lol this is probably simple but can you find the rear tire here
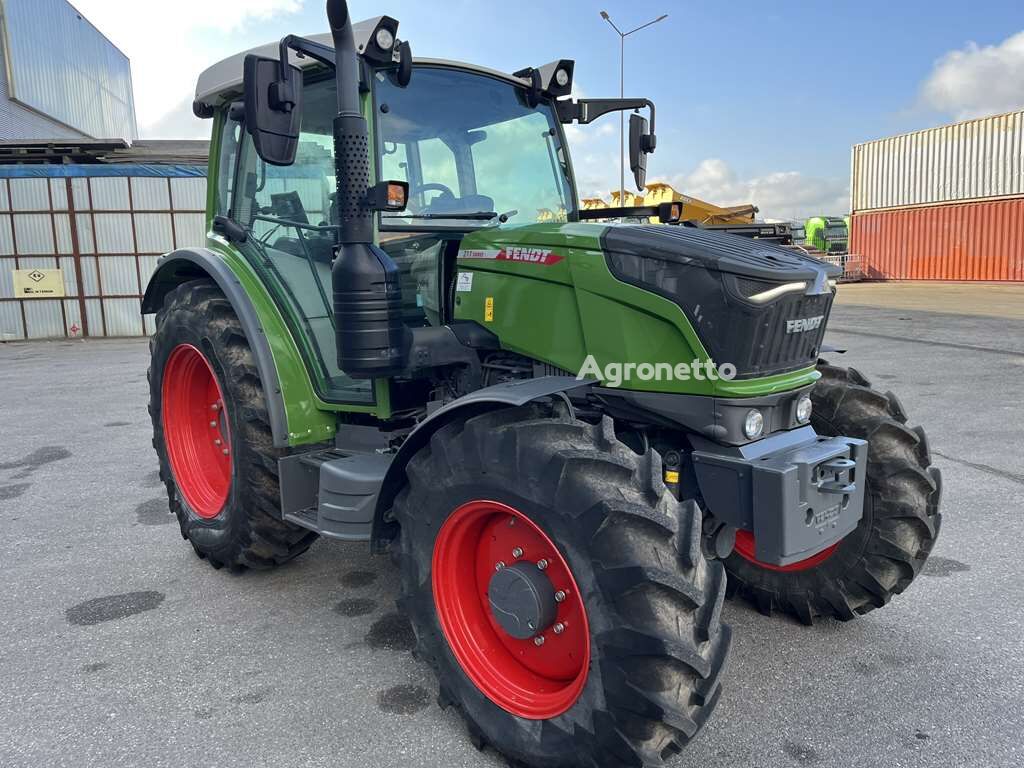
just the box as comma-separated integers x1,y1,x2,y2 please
394,404,730,767
148,279,318,570
723,362,942,624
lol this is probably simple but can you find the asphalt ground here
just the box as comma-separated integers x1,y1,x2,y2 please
1,283,1022,767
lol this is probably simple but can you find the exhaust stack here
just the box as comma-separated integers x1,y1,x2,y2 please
326,0,408,378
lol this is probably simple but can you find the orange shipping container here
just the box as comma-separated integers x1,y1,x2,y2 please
850,199,1024,281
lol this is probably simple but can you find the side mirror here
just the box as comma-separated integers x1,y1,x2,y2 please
629,112,656,190
243,54,303,166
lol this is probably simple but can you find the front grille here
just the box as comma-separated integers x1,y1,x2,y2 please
743,291,831,376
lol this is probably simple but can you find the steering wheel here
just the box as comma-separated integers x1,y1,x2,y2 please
410,182,455,199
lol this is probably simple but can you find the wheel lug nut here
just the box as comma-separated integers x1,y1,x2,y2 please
554,590,566,602
533,636,545,646
537,559,548,570
512,547,523,558
221,448,229,455
214,438,222,446
211,403,220,411
495,561,506,571
209,420,217,428
553,622,565,634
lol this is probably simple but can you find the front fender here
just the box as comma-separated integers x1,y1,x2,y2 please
370,376,595,552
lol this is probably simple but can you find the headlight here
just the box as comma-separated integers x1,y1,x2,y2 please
796,393,813,423
744,409,764,440
554,68,570,87
375,28,395,50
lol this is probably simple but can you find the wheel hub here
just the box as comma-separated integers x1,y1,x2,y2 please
488,561,557,640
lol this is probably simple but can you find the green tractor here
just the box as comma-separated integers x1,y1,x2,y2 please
143,3,941,765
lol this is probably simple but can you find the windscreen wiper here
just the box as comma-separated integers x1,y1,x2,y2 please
383,211,498,220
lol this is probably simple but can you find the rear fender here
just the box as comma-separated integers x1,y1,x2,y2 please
142,248,290,447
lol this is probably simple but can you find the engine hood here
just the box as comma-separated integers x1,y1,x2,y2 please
601,223,840,283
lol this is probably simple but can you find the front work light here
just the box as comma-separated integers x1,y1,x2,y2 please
375,27,394,50
796,393,813,424
536,59,574,97
744,409,764,440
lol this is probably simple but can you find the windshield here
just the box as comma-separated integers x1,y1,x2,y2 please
374,66,575,228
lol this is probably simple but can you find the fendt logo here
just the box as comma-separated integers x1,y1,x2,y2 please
459,248,564,266
786,315,825,334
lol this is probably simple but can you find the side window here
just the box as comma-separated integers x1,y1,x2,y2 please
224,76,372,404
216,116,241,215
251,137,335,236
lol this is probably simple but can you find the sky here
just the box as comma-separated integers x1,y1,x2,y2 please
72,0,1024,221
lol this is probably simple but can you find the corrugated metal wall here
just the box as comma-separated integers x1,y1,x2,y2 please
0,171,206,340
0,0,137,140
0,25,85,140
850,199,1024,281
851,110,1024,213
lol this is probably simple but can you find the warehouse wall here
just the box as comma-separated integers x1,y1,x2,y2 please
0,30,86,140
0,169,206,340
0,0,137,141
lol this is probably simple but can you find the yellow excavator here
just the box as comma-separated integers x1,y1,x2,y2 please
576,183,794,244
542,183,755,224
585,182,757,224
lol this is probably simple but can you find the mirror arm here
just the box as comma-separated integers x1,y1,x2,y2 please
269,36,338,114
277,35,337,74
556,97,656,135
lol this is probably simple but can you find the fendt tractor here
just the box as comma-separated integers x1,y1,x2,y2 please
143,2,942,765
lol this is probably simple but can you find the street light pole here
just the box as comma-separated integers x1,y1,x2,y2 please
600,10,668,205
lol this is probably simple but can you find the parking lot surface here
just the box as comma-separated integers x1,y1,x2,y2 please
1,283,1022,767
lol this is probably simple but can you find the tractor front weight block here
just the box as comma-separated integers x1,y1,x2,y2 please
692,427,867,567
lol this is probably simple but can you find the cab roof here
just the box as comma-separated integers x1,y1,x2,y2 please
194,21,531,109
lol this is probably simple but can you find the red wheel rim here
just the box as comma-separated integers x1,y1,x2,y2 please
733,529,838,572
161,344,231,519
432,500,590,719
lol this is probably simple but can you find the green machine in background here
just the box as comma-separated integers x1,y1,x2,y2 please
805,215,849,253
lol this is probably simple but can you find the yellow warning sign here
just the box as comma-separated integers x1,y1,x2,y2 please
484,296,494,322
13,268,65,298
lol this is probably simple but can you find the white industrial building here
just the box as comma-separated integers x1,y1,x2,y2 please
0,0,137,141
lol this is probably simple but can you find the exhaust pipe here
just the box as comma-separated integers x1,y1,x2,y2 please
327,0,408,378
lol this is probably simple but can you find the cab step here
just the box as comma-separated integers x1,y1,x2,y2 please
278,450,393,541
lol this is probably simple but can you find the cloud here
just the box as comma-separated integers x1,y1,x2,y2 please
919,30,1024,120
142,98,210,141
658,159,849,221
72,0,303,139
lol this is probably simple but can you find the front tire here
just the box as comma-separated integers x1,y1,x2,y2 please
148,279,318,570
394,404,730,767
724,362,942,624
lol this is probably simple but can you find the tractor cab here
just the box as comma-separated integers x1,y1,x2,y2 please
196,27,642,408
